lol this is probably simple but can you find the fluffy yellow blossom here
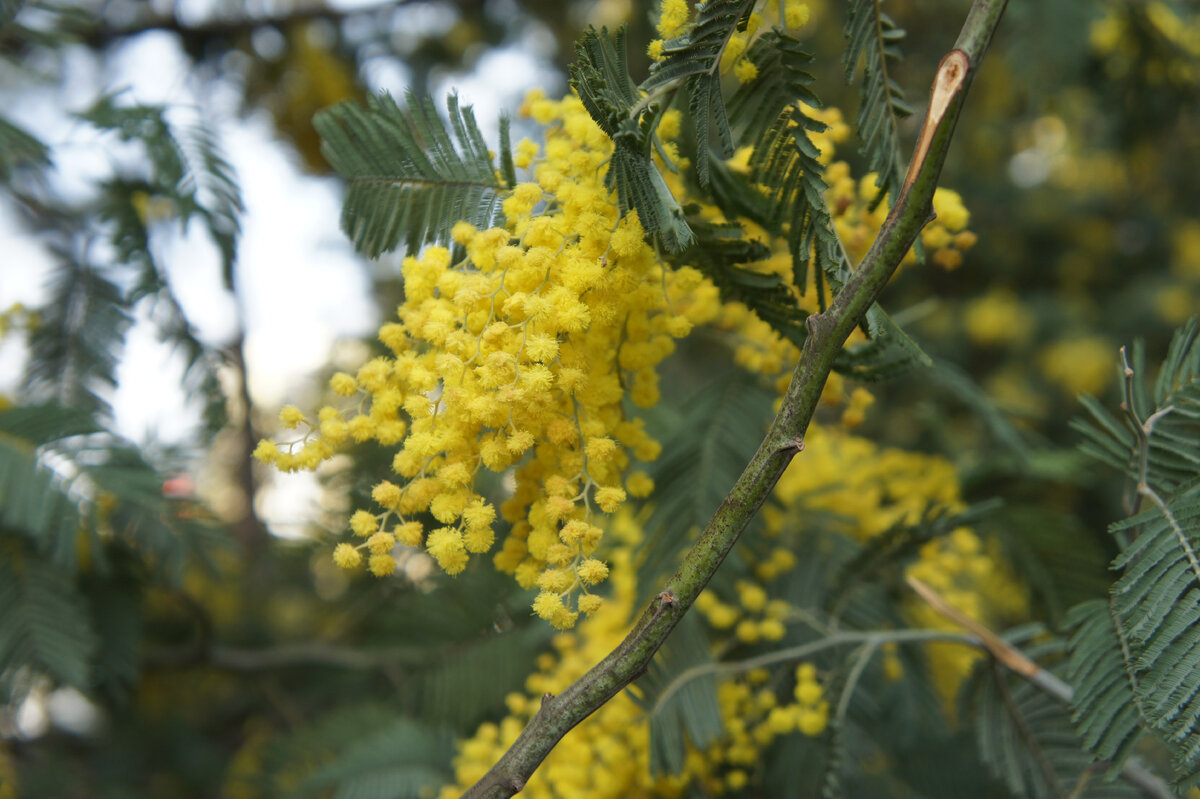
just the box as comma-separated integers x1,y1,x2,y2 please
329,372,357,395
656,0,690,38
784,0,811,28
368,553,396,576
278,405,306,428
963,289,1035,347
733,58,759,83
349,509,377,537
332,543,361,569
932,188,970,231
1038,336,1116,396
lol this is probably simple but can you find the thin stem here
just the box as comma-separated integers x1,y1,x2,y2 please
650,628,970,718
909,575,1174,799
460,4,1009,796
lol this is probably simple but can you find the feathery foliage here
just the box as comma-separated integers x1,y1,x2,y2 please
843,0,915,211
1066,319,1200,788
636,371,775,599
643,0,755,187
571,26,693,251
23,256,131,420
632,613,723,776
83,93,243,282
0,557,97,694
295,717,453,799
0,114,48,179
965,636,1140,799
681,216,809,346
315,91,510,258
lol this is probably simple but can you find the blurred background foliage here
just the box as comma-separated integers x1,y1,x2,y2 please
0,0,1197,796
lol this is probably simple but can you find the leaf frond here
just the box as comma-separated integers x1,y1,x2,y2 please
315,91,507,257
843,0,915,211
570,26,694,251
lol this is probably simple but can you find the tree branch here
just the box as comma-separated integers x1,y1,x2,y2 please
461,3,1009,795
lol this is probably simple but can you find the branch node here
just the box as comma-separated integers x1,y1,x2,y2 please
657,590,678,607
509,777,526,791
778,436,805,454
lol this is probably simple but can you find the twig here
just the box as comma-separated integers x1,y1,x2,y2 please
906,576,1174,799
461,4,1009,796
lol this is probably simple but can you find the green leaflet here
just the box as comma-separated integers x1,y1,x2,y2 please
844,0,915,212
294,716,454,799
967,633,1141,798
636,370,775,601
629,612,724,776
23,259,131,421
0,558,98,692
571,26,693,251
679,215,810,346
315,91,510,258
1065,319,1200,788
0,113,49,178
644,0,755,187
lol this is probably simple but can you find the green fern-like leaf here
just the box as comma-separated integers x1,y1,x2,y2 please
744,102,846,307
679,214,810,346
1109,494,1200,783
968,634,1141,798
636,371,775,598
315,91,508,258
295,717,453,799
417,624,551,729
630,612,723,776
1066,320,1200,787
726,30,820,153
0,556,98,692
844,0,915,211
0,113,49,178
571,26,693,251
834,306,932,381
643,0,755,187
0,403,99,570
1065,600,1147,771
23,257,131,421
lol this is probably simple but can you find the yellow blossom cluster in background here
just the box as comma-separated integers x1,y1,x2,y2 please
1090,1,1200,84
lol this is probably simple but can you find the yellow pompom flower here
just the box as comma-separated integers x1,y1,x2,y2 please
252,439,278,464
330,372,357,396
427,527,470,575
733,58,759,83
366,531,395,555
576,558,610,586
368,553,397,576
784,0,811,28
333,543,362,569
656,0,690,38
371,480,402,509
594,486,626,512
278,405,306,428
350,509,378,537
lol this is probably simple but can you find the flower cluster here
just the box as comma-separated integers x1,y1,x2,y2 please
440,415,1024,795
256,92,720,628
436,517,830,799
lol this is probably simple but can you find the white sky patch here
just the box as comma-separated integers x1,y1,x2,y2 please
228,116,375,408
